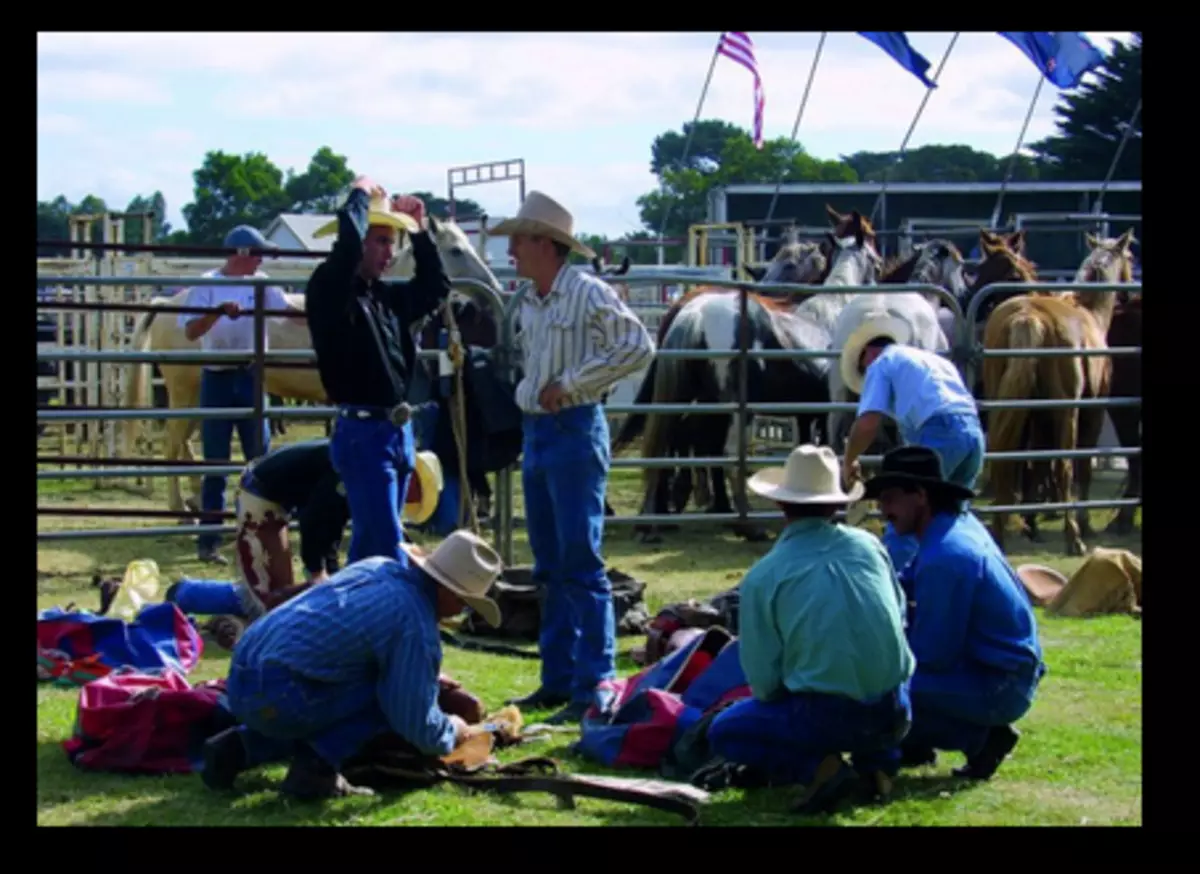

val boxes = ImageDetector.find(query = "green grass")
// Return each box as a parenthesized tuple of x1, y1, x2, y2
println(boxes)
(36, 423, 1142, 827)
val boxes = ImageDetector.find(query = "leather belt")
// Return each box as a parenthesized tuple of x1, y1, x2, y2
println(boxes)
(338, 403, 413, 426)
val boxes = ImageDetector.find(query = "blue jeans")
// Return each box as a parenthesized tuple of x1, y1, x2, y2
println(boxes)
(708, 684, 913, 785)
(166, 579, 245, 617)
(905, 661, 1044, 759)
(225, 660, 390, 769)
(884, 411, 986, 572)
(522, 403, 615, 704)
(329, 410, 415, 565)
(198, 367, 270, 554)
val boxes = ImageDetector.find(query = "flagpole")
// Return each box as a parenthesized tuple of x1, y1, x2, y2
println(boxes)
(991, 74, 1045, 229)
(870, 32, 960, 226)
(1094, 97, 1142, 215)
(764, 32, 827, 224)
(655, 43, 722, 263)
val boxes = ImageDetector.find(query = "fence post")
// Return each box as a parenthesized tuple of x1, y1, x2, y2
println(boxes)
(737, 282, 750, 524)
(252, 282, 266, 459)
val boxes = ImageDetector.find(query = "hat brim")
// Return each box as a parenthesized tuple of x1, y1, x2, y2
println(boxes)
(862, 472, 975, 501)
(840, 315, 913, 395)
(312, 211, 421, 239)
(487, 217, 596, 260)
(399, 543, 502, 629)
(747, 467, 865, 505)
(1015, 564, 1069, 607)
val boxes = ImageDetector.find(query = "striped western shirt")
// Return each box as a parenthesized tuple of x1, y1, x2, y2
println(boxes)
(231, 556, 457, 756)
(514, 263, 655, 414)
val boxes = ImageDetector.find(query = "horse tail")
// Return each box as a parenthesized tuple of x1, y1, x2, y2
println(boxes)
(983, 307, 1045, 505)
(639, 335, 691, 502)
(122, 309, 158, 455)
(611, 357, 658, 452)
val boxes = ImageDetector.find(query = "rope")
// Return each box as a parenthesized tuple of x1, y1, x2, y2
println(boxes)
(440, 299, 481, 535)
(764, 32, 827, 223)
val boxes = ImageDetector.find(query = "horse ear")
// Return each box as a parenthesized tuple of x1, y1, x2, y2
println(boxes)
(591, 256, 603, 274)
(1085, 232, 1100, 249)
(1007, 230, 1026, 253)
(427, 214, 440, 234)
(1117, 228, 1138, 252)
(825, 204, 844, 225)
(618, 255, 631, 276)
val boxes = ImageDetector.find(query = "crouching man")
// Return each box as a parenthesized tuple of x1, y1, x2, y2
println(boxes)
(704, 445, 916, 814)
(863, 446, 1046, 780)
(199, 530, 503, 800)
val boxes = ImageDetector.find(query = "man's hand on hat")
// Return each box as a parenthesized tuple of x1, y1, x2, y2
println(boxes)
(391, 194, 426, 225)
(352, 175, 387, 201)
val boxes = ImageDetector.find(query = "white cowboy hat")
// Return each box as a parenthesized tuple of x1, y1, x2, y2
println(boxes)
(312, 191, 421, 238)
(400, 530, 504, 629)
(840, 311, 914, 395)
(485, 191, 596, 260)
(748, 444, 865, 505)
(402, 451, 444, 526)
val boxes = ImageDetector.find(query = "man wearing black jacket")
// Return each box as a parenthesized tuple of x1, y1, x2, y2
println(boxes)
(306, 177, 452, 565)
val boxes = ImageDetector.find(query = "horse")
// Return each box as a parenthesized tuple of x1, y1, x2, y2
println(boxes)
(1104, 288, 1141, 535)
(616, 211, 880, 545)
(123, 216, 504, 516)
(980, 230, 1126, 556)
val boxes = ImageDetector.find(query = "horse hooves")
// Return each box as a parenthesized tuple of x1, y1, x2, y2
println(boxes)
(638, 531, 663, 545)
(1020, 527, 1042, 543)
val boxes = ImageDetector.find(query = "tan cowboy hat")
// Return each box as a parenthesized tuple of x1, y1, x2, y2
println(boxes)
(840, 311, 914, 395)
(402, 451, 444, 526)
(486, 191, 596, 260)
(312, 191, 421, 238)
(400, 530, 504, 629)
(748, 444, 865, 505)
(1016, 548, 1142, 618)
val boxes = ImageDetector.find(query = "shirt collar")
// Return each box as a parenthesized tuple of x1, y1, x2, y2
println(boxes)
(917, 510, 961, 548)
(776, 516, 839, 543)
(528, 262, 573, 306)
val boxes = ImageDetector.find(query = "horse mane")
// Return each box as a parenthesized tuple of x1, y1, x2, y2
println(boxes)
(880, 252, 916, 282)
(656, 283, 792, 344)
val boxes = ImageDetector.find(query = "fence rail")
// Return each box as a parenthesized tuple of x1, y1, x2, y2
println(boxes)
(36, 274, 1142, 553)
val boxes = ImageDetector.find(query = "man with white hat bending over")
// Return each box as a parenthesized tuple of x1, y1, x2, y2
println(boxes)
(305, 176, 452, 566)
(199, 530, 504, 800)
(838, 313, 984, 571)
(704, 444, 915, 815)
(488, 192, 655, 725)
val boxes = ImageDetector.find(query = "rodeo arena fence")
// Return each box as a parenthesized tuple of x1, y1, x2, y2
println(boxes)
(37, 236, 1141, 566)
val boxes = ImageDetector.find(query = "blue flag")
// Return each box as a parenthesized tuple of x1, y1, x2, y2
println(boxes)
(998, 32, 1106, 89)
(858, 32, 937, 88)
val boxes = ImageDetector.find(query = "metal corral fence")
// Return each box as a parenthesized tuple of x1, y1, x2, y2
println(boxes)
(36, 271, 1141, 564)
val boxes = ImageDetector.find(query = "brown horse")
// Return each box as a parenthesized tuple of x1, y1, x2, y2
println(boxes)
(980, 231, 1126, 556)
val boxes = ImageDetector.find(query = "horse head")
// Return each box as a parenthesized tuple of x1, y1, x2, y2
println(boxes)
(591, 254, 633, 279)
(747, 236, 827, 288)
(823, 211, 882, 287)
(910, 238, 969, 306)
(825, 203, 878, 252)
(389, 215, 505, 302)
(1079, 228, 1138, 285)
(967, 228, 1038, 325)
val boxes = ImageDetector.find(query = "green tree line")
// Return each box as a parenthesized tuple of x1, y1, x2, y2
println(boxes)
(38, 33, 1138, 262)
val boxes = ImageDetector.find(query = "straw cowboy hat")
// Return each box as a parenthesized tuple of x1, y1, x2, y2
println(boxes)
(401, 451, 444, 526)
(486, 191, 596, 260)
(400, 530, 504, 629)
(863, 445, 976, 502)
(748, 444, 865, 505)
(1016, 548, 1142, 617)
(840, 310, 914, 395)
(312, 191, 421, 238)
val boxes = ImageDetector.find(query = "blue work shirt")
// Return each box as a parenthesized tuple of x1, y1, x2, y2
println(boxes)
(900, 511, 1044, 676)
(857, 344, 978, 440)
(231, 556, 457, 756)
(736, 518, 916, 703)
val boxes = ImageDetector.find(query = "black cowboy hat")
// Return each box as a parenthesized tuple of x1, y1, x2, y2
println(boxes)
(863, 445, 976, 501)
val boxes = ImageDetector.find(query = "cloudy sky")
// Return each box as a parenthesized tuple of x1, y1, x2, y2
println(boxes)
(37, 31, 1133, 239)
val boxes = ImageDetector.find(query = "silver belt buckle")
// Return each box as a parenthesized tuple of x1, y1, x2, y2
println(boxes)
(388, 403, 412, 426)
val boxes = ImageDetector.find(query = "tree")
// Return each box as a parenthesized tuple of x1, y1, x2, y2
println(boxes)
(123, 192, 173, 244)
(1027, 33, 1141, 181)
(182, 150, 290, 246)
(284, 146, 357, 213)
(409, 191, 485, 221)
(840, 144, 1042, 184)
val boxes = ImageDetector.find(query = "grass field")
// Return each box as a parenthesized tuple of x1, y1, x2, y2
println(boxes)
(36, 422, 1142, 827)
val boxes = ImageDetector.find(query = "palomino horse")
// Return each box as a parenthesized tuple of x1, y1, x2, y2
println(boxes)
(123, 217, 504, 516)
(1105, 286, 1141, 535)
(616, 211, 881, 544)
(980, 231, 1126, 556)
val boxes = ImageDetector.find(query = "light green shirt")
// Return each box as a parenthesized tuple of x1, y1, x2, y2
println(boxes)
(737, 518, 916, 702)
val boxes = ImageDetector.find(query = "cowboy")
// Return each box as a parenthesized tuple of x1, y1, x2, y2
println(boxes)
(703, 444, 916, 814)
(489, 191, 655, 725)
(176, 224, 307, 565)
(838, 312, 984, 571)
(199, 530, 504, 800)
(863, 446, 1046, 781)
(305, 176, 452, 566)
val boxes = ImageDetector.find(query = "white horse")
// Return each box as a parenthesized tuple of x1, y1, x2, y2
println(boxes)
(825, 290, 950, 451)
(123, 217, 504, 514)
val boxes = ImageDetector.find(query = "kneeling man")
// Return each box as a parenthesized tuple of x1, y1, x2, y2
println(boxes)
(864, 446, 1046, 780)
(706, 445, 916, 814)
(200, 529, 503, 799)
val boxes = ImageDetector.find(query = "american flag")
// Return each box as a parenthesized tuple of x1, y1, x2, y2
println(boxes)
(717, 32, 764, 149)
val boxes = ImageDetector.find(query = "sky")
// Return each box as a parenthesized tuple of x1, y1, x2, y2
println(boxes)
(37, 31, 1134, 240)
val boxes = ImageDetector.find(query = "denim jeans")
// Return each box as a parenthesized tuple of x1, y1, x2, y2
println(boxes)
(329, 411, 415, 565)
(884, 411, 987, 572)
(707, 684, 913, 785)
(522, 403, 615, 704)
(198, 367, 270, 554)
